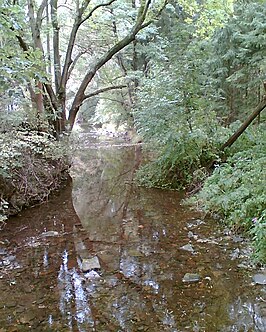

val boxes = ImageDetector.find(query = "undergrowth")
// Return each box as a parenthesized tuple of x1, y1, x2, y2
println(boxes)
(136, 122, 265, 263)
(0, 129, 69, 224)
(192, 126, 266, 263)
(135, 128, 224, 190)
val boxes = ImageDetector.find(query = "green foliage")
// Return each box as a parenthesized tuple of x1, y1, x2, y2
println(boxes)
(134, 2, 230, 189)
(0, 129, 69, 219)
(0, 130, 66, 177)
(251, 211, 266, 263)
(194, 126, 266, 262)
(0, 0, 47, 115)
(206, 1, 266, 122)
(136, 128, 222, 189)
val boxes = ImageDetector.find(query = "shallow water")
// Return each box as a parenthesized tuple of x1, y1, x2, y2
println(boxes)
(0, 129, 265, 331)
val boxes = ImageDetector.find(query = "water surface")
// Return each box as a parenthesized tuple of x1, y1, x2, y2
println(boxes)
(0, 128, 265, 331)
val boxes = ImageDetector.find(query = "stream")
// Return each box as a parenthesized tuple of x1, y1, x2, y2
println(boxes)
(0, 127, 265, 332)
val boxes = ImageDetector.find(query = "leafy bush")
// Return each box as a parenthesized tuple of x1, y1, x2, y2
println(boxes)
(194, 127, 266, 262)
(0, 129, 69, 219)
(251, 211, 266, 263)
(136, 128, 222, 189)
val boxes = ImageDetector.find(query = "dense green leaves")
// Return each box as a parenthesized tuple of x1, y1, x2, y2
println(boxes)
(133, 0, 266, 262)
(206, 1, 266, 121)
(0, 129, 68, 222)
(136, 130, 220, 189)
(195, 127, 266, 262)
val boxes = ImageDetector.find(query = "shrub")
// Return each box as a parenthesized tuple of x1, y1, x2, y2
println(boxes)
(194, 127, 266, 263)
(135, 126, 226, 190)
(0, 129, 69, 219)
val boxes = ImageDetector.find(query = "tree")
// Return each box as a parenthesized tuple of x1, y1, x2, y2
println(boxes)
(1, 0, 167, 135)
(206, 1, 266, 124)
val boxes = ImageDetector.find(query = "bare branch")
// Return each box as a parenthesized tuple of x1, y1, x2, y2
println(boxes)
(16, 35, 29, 52)
(60, 0, 117, 91)
(221, 98, 266, 151)
(36, 0, 47, 25)
(43, 83, 59, 113)
(80, 0, 91, 13)
(83, 85, 127, 100)
(80, 0, 117, 25)
(67, 48, 91, 81)
(141, 0, 168, 29)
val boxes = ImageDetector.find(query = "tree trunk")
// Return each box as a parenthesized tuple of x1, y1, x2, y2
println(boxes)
(68, 0, 153, 129)
(51, 0, 62, 94)
(27, 0, 46, 114)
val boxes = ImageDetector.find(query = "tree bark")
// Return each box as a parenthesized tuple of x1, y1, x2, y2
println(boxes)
(50, 0, 61, 93)
(27, 0, 46, 114)
(83, 85, 127, 100)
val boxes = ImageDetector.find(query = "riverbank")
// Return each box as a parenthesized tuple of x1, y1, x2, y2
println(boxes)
(0, 129, 69, 225)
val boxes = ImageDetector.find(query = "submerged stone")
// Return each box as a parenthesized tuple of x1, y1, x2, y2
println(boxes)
(41, 231, 59, 237)
(253, 273, 266, 285)
(85, 270, 101, 279)
(19, 312, 36, 324)
(128, 249, 144, 257)
(180, 243, 194, 253)
(232, 235, 244, 243)
(82, 256, 101, 272)
(5, 300, 17, 308)
(182, 273, 201, 283)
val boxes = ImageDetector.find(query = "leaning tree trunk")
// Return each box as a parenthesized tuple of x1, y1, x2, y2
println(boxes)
(206, 92, 266, 171)
(221, 96, 266, 151)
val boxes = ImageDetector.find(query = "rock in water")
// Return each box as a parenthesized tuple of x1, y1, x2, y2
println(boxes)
(81, 256, 101, 272)
(253, 273, 266, 285)
(180, 243, 195, 253)
(41, 231, 59, 237)
(182, 273, 200, 283)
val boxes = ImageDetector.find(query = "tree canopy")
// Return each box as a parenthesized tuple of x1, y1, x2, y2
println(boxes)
(0, 0, 168, 135)
(0, 0, 265, 261)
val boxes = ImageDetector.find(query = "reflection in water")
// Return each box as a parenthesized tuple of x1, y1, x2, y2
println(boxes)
(0, 129, 265, 331)
(70, 130, 266, 331)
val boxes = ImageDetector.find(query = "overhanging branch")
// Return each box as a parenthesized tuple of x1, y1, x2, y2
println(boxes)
(68, 0, 167, 128)
(80, 0, 117, 25)
(83, 85, 127, 100)
(141, 0, 168, 29)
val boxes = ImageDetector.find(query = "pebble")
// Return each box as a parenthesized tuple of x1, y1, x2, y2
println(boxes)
(180, 243, 195, 253)
(253, 274, 266, 285)
(82, 256, 101, 272)
(182, 273, 201, 283)
(40, 231, 59, 237)
(6, 301, 17, 308)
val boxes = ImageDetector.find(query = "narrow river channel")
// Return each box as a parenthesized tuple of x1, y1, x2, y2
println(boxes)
(0, 127, 265, 331)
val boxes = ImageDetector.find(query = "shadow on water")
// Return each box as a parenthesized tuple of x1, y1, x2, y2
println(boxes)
(0, 127, 265, 331)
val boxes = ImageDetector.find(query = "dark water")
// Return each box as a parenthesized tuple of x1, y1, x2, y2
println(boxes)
(0, 129, 265, 332)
